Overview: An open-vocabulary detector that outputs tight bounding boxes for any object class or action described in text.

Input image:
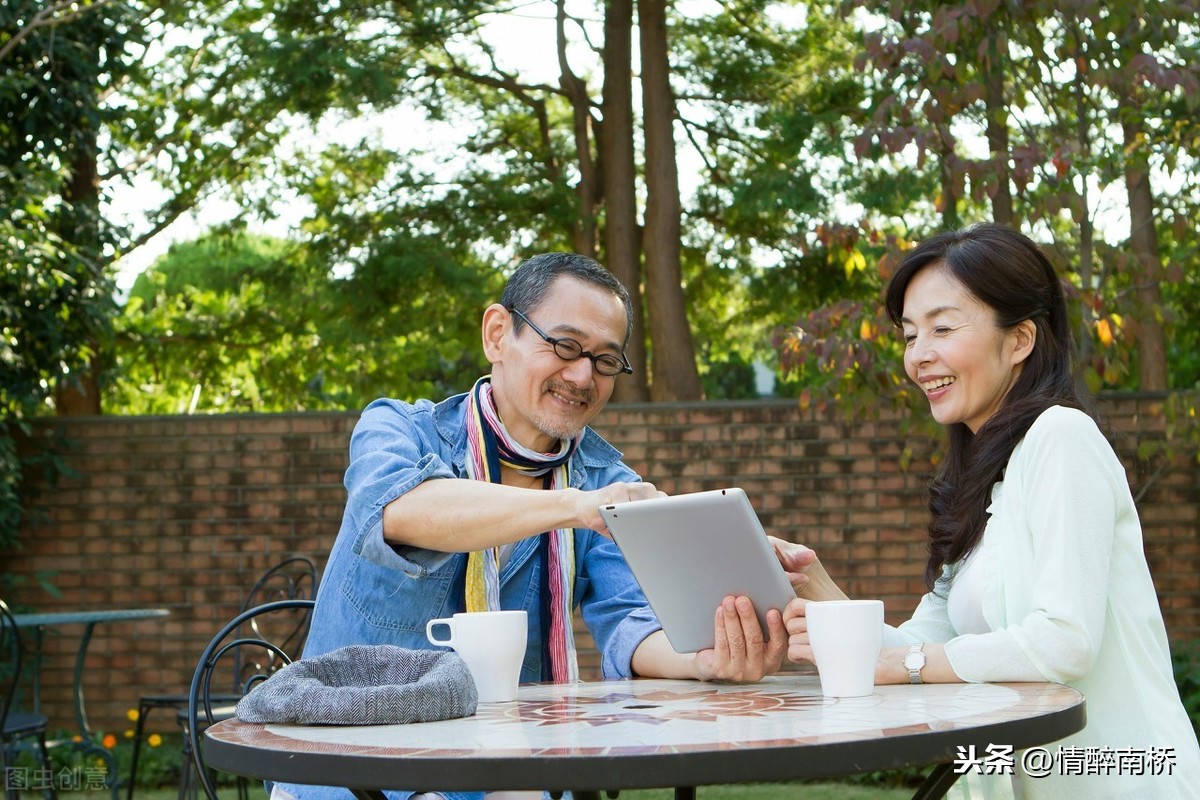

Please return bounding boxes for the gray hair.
[500,253,634,345]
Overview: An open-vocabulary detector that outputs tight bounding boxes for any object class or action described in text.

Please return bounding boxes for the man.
[284,253,788,800]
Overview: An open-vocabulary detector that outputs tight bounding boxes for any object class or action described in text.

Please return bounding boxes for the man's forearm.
[383,478,663,552]
[630,630,700,679]
[382,479,584,552]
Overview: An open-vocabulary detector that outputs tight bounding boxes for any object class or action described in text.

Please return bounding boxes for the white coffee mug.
[426,610,528,702]
[806,599,884,698]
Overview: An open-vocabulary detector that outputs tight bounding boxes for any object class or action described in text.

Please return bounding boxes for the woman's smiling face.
[900,264,1035,433]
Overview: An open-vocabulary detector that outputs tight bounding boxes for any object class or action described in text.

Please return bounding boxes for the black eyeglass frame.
[507,306,634,377]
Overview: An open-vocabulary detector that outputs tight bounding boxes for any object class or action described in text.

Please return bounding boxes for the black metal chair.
[127,557,318,800]
[185,599,316,800]
[1,599,57,800]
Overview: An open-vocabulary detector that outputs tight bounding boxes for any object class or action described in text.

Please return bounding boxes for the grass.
[13,727,917,800]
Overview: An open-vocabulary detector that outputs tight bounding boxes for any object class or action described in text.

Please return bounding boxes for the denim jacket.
[282,393,662,800]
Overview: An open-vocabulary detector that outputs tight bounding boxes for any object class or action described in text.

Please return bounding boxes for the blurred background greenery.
[6,1,1199,431]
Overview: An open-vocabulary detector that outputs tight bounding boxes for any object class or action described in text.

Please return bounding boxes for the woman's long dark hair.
[883,224,1094,589]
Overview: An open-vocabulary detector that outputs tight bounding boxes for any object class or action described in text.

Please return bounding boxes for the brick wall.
[3,395,1197,735]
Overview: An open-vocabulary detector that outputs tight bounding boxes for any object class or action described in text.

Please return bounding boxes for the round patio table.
[13,607,172,737]
[204,674,1085,800]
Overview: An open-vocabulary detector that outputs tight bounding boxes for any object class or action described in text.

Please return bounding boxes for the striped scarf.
[463,376,581,683]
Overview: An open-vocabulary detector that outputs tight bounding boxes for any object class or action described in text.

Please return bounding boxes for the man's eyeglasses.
[507,307,633,377]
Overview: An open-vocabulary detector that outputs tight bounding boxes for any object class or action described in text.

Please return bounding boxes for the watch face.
[904,652,925,670]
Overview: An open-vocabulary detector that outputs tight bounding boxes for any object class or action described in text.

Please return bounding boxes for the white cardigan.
[883,405,1200,799]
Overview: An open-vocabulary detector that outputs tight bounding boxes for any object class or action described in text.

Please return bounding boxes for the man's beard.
[529,382,595,444]
[529,411,584,445]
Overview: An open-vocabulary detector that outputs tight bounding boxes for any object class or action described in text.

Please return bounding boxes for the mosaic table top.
[205,674,1085,794]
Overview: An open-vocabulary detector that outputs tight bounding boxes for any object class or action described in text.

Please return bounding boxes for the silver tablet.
[600,487,796,653]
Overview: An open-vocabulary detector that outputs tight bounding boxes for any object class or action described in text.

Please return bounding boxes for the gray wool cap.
[235,644,478,725]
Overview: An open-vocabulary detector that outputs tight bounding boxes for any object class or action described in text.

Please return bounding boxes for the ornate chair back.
[186,599,316,800]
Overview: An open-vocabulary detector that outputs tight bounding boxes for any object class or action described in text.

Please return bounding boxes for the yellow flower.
[102,734,118,749]
[126,708,140,722]
[148,734,163,748]
[124,730,135,738]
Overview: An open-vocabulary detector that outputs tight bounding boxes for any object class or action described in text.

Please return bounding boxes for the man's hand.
[692,595,788,683]
[628,597,787,682]
[575,481,666,535]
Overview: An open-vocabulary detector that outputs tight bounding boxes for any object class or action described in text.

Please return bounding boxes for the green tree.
[100,1,868,405]
[100,0,681,397]
[774,0,1200,476]
[672,2,871,390]
[18,0,1198,423]
[2,0,127,415]
[1,0,132,545]
[108,229,496,414]
[812,0,1200,395]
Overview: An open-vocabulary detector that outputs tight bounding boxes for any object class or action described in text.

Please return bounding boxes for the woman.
[781,224,1200,798]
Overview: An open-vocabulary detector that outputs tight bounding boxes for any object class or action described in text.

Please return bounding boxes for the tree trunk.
[638,0,701,401]
[556,0,597,258]
[936,125,960,230]
[1121,115,1168,390]
[1071,31,1095,370]
[601,0,649,401]
[54,46,103,416]
[983,28,1013,226]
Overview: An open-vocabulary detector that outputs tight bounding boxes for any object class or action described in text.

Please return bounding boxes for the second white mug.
[806,599,884,698]
[426,609,528,703]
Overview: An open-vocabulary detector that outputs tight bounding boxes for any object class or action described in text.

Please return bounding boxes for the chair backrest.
[240,556,319,611]
[218,556,319,696]
[187,598,316,800]
[1,599,21,732]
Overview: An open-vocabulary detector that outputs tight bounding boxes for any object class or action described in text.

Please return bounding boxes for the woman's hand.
[769,537,816,594]
[785,599,959,685]
[768,537,849,601]
[782,597,816,666]
[786,597,898,682]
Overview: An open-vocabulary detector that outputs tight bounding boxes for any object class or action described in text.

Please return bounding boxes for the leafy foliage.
[108,229,498,413]
[4,727,184,791]
[768,0,1200,460]
[1,166,102,524]
[6,0,1200,425]
[1,0,132,546]
[1172,639,1200,737]
[669,3,872,394]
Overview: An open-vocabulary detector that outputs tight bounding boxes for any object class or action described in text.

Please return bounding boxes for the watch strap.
[905,643,925,684]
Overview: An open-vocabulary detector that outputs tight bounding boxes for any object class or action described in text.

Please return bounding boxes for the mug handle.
[426,617,455,646]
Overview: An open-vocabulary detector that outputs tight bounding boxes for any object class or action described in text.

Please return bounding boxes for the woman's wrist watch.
[903,643,926,684]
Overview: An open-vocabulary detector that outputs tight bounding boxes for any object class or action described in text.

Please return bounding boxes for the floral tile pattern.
[209,675,1083,759]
